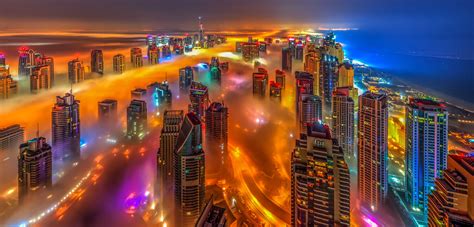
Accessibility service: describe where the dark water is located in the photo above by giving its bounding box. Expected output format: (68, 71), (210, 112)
(336, 30), (474, 109)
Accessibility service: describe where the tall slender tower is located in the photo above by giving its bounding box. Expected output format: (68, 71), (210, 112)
(113, 54), (126, 74)
(158, 110), (184, 222)
(205, 102), (229, 169)
(298, 94), (322, 131)
(405, 98), (448, 221)
(198, 16), (204, 42)
(332, 88), (355, 157)
(292, 122), (351, 226)
(130, 48), (143, 68)
(189, 81), (209, 119)
(358, 91), (388, 212)
(91, 49), (104, 75)
(68, 58), (85, 84)
(18, 137), (52, 203)
(127, 100), (147, 140)
(174, 112), (205, 226)
(52, 92), (81, 159)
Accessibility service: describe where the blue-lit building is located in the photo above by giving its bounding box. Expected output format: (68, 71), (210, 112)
(52, 92), (81, 159)
(405, 98), (448, 223)
(179, 66), (194, 89)
(127, 100), (147, 140)
(320, 54), (338, 111)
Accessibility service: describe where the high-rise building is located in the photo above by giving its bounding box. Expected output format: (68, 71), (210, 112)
(210, 65), (221, 81)
(241, 42), (259, 62)
(98, 99), (118, 128)
(175, 112), (205, 226)
(18, 47), (31, 79)
(405, 98), (448, 220)
(282, 47), (292, 71)
(252, 68), (269, 96)
(0, 124), (24, 152)
(162, 45), (172, 59)
(269, 81), (282, 98)
(131, 88), (147, 100)
(332, 88), (355, 157)
(148, 80), (172, 106)
(18, 137), (52, 203)
(179, 66), (194, 88)
(275, 69), (286, 88)
(113, 54), (126, 74)
(0, 53), (5, 66)
(195, 196), (227, 227)
(292, 122), (351, 226)
(304, 51), (321, 96)
(30, 64), (52, 92)
(428, 155), (474, 226)
(68, 58), (85, 84)
(91, 49), (104, 75)
(52, 92), (81, 159)
(158, 110), (184, 216)
(320, 54), (338, 110)
(298, 94), (322, 130)
(338, 62), (354, 88)
(189, 81), (209, 119)
(295, 71), (314, 102)
(39, 56), (54, 86)
(130, 48), (143, 68)
(205, 102), (228, 166)
(358, 92), (388, 212)
(147, 46), (160, 65)
(127, 100), (147, 140)
(0, 66), (17, 99)
(295, 44), (304, 60)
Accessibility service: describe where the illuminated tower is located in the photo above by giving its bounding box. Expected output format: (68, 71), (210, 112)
(331, 88), (355, 157)
(298, 94), (322, 130)
(113, 54), (125, 74)
(292, 122), (351, 226)
(52, 92), (81, 159)
(189, 81), (209, 119)
(130, 48), (143, 68)
(338, 62), (354, 88)
(179, 66), (194, 88)
(198, 16), (204, 43)
(282, 47), (292, 71)
(358, 92), (388, 212)
(147, 45), (160, 65)
(0, 53), (5, 66)
(428, 155), (474, 226)
(252, 68), (269, 96)
(275, 69), (286, 88)
(205, 102), (228, 168)
(174, 112), (205, 226)
(68, 58), (85, 84)
(18, 137), (52, 203)
(0, 124), (24, 152)
(30, 64), (52, 92)
(304, 51), (321, 96)
(242, 42), (259, 62)
(0, 66), (17, 99)
(320, 54), (338, 111)
(18, 47), (30, 79)
(127, 100), (147, 140)
(91, 49), (104, 75)
(98, 99), (118, 132)
(158, 110), (184, 217)
(295, 71), (314, 103)
(210, 65), (221, 81)
(405, 98), (448, 221)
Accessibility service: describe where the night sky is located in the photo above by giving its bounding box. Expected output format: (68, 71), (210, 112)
(0, 0), (472, 34)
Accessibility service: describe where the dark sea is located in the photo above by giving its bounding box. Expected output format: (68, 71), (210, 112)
(336, 30), (474, 110)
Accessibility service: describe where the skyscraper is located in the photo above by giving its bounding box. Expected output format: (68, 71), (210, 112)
(294, 44), (304, 60)
(275, 69), (286, 88)
(292, 122), (351, 226)
(52, 92), (81, 159)
(113, 54), (126, 74)
(158, 110), (184, 218)
(148, 80), (172, 107)
(0, 124), (24, 152)
(179, 66), (194, 89)
(304, 51), (321, 96)
(196, 196), (227, 227)
(189, 81), (209, 119)
(241, 42), (259, 62)
(358, 92), (388, 212)
(98, 99), (118, 133)
(205, 102), (228, 167)
(269, 81), (282, 98)
(0, 66), (17, 99)
(40, 56), (54, 86)
(320, 54), (338, 111)
(295, 71), (314, 103)
(130, 48), (143, 68)
(0, 53), (5, 66)
(210, 65), (222, 81)
(18, 137), (52, 203)
(332, 88), (355, 157)
(30, 64), (52, 92)
(91, 49), (104, 75)
(127, 100), (147, 140)
(405, 98), (448, 220)
(282, 47), (292, 71)
(175, 112), (205, 226)
(298, 94), (322, 130)
(18, 47), (31, 79)
(428, 155), (474, 226)
(252, 69), (268, 96)
(147, 45), (160, 65)
(338, 62), (354, 88)
(68, 58), (85, 84)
